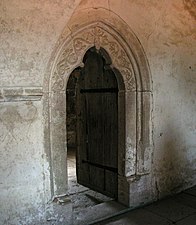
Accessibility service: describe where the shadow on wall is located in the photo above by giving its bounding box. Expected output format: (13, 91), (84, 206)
(155, 21), (196, 196)
(155, 119), (196, 198)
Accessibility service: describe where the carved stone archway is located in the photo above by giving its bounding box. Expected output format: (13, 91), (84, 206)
(43, 10), (153, 207)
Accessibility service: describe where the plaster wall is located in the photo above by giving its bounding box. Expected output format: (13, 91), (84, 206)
(90, 0), (196, 197)
(0, 100), (50, 224)
(0, 0), (80, 223)
(0, 0), (81, 87)
(0, 0), (195, 224)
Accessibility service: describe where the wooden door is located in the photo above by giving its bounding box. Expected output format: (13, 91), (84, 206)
(76, 48), (118, 198)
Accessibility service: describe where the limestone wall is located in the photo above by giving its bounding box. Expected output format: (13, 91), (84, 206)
(109, 0), (196, 196)
(0, 99), (51, 224)
(0, 0), (81, 87)
(0, 0), (80, 223)
(100, 0), (196, 197)
(0, 0), (195, 224)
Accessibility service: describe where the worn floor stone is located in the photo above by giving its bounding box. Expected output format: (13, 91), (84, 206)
(176, 214), (196, 225)
(172, 193), (196, 209)
(90, 186), (196, 225)
(75, 201), (126, 225)
(183, 186), (196, 197)
(67, 148), (196, 225)
(102, 209), (172, 225)
(144, 198), (196, 222)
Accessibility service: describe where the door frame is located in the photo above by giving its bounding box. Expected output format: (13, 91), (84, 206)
(43, 10), (153, 207)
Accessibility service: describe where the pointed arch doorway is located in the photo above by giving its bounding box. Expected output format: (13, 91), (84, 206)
(44, 14), (152, 207)
(67, 47), (119, 198)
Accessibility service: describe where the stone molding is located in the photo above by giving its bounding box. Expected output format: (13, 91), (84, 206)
(0, 87), (43, 102)
(51, 24), (136, 92)
(43, 8), (153, 206)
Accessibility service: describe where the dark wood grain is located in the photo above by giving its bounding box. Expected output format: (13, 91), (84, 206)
(76, 48), (118, 198)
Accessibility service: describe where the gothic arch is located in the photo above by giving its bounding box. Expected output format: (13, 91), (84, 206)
(43, 9), (153, 206)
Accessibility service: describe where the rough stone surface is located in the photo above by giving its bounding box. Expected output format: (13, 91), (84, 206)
(0, 0), (195, 224)
(0, 0), (81, 87)
(44, 7), (154, 210)
(0, 101), (50, 224)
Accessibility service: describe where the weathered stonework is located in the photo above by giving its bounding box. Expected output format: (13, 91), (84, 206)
(52, 25), (136, 92)
(44, 9), (153, 207)
(1, 0), (195, 224)
(0, 100), (49, 224)
(0, 87), (43, 102)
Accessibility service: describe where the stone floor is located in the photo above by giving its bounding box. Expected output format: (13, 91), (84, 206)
(93, 186), (196, 225)
(67, 148), (196, 225)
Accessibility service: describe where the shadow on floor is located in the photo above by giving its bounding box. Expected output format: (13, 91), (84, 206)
(67, 148), (196, 225)
(93, 186), (196, 225)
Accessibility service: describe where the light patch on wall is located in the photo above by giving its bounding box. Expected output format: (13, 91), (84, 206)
(0, 102), (37, 133)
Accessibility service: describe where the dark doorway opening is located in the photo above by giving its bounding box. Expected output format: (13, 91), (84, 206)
(66, 47), (119, 214)
(76, 47), (118, 198)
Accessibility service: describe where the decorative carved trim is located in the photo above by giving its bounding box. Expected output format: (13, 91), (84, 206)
(51, 25), (136, 92)
(0, 87), (43, 102)
(45, 16), (152, 205)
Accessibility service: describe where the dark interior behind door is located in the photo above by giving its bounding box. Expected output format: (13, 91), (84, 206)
(76, 48), (118, 198)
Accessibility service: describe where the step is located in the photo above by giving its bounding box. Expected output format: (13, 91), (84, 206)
(74, 200), (127, 225)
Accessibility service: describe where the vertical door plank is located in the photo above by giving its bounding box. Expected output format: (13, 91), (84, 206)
(76, 48), (118, 198)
